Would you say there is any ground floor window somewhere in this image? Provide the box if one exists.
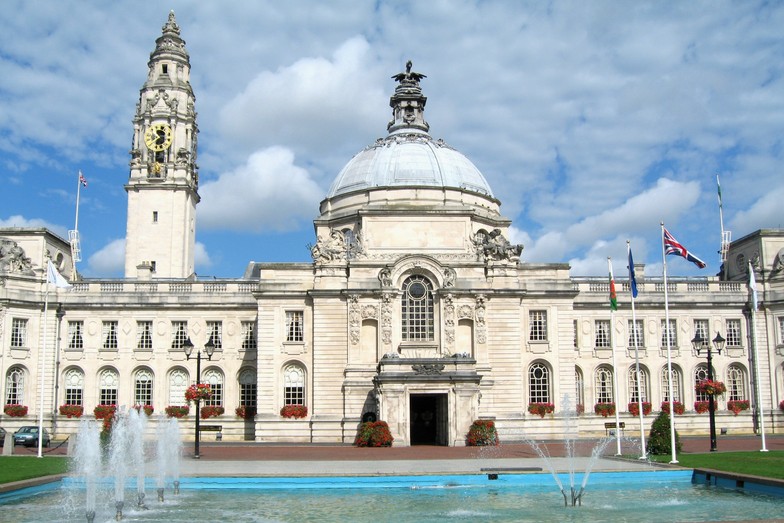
[283,364,305,405]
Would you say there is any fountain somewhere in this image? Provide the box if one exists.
[156,416,183,501]
[72,420,100,522]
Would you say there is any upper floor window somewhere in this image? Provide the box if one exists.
[11,318,27,348]
[401,275,434,342]
[67,321,84,350]
[529,311,548,342]
[102,321,118,350]
[172,321,188,349]
[241,321,257,350]
[137,321,153,350]
[285,311,304,343]
[778,317,784,344]
[693,319,709,343]
[594,320,611,348]
[725,319,742,347]
[661,319,677,348]
[206,321,223,349]
[628,319,644,348]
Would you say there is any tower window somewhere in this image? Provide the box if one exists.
[152,211,158,223]
[150,261,156,273]
[162,64,168,74]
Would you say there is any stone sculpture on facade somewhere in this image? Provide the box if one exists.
[0,239,34,274]
[471,228,523,262]
[309,229,346,263]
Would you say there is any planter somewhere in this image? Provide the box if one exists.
[354,421,394,447]
[594,402,616,417]
[165,405,189,418]
[200,406,224,419]
[235,406,257,419]
[694,401,718,414]
[727,400,750,416]
[133,405,154,416]
[59,404,84,418]
[4,404,28,417]
[576,404,585,415]
[660,401,685,415]
[627,402,652,416]
[185,383,212,403]
[695,379,726,397]
[280,404,308,419]
[527,402,555,418]
[466,419,499,446]
[93,405,116,420]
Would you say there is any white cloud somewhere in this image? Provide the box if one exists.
[87,238,125,276]
[0,215,67,239]
[730,185,784,233]
[194,242,212,269]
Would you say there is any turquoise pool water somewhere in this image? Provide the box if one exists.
[2,471,783,522]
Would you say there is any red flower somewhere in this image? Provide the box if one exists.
[466,419,499,446]
[165,405,189,418]
[354,421,394,447]
[627,402,652,416]
[727,400,750,416]
[660,401,685,415]
[527,402,555,418]
[185,384,212,403]
[93,404,116,420]
[4,404,28,417]
[200,406,225,419]
[59,404,84,418]
[594,403,616,417]
[280,404,308,418]
[695,379,726,396]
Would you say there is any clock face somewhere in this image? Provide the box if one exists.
[144,123,173,152]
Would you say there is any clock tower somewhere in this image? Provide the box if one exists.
[125,11,199,279]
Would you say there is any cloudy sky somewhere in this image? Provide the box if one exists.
[1,1,782,279]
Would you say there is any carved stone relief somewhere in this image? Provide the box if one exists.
[443,267,456,287]
[475,295,487,344]
[443,294,455,351]
[471,228,523,262]
[0,239,34,274]
[381,293,394,347]
[378,268,393,288]
[349,295,360,345]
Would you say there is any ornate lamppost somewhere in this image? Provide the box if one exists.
[692,332,725,452]
[183,337,214,459]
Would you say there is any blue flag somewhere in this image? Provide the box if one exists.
[627,246,638,298]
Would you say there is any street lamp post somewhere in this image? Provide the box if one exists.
[692,332,725,452]
[183,337,214,459]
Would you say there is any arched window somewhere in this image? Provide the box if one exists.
[5,366,25,405]
[401,275,434,341]
[574,366,584,411]
[202,368,224,407]
[98,368,119,405]
[528,362,551,404]
[283,364,305,406]
[727,365,746,401]
[627,366,649,403]
[594,366,614,404]
[64,368,84,406]
[238,368,257,408]
[134,368,154,406]
[694,364,710,402]
[660,366,682,403]
[168,368,189,405]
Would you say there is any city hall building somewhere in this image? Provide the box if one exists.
[2,14,783,446]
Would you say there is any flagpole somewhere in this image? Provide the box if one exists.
[717,175,731,280]
[69,171,84,277]
[748,262,767,452]
[37,282,50,458]
[628,241,646,459]
[661,223,678,464]
[608,257,622,456]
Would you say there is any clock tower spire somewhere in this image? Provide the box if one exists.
[125,11,199,279]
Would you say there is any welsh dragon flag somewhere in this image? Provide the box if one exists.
[608,258,618,311]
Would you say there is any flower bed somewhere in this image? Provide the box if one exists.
[727,400,750,415]
[466,419,499,446]
[93,404,116,420]
[280,404,308,418]
[354,421,394,447]
[660,401,685,415]
[200,406,224,419]
[59,404,84,418]
[594,402,615,417]
[4,404,28,417]
[527,402,555,418]
[133,404,154,416]
[627,402,652,416]
[165,405,189,418]
[185,383,212,403]
[695,379,726,397]
[235,405,257,419]
[694,401,718,414]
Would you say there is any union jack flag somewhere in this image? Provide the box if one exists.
[79,171,87,187]
[663,227,706,269]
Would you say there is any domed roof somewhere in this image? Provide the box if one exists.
[326,62,494,199]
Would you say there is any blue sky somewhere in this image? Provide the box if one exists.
[1,1,782,279]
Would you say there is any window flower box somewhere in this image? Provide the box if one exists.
[133,404,154,416]
[695,379,726,397]
[280,404,308,418]
[185,383,212,403]
[627,402,652,416]
[694,401,718,414]
[4,404,28,417]
[466,419,499,446]
[780,399,784,412]
[165,405,189,418]
[527,402,555,418]
[235,406,257,419]
[660,401,685,415]
[93,404,116,420]
[727,400,750,416]
[200,406,224,419]
[576,403,585,415]
[594,402,615,417]
[354,420,394,447]
[59,404,84,418]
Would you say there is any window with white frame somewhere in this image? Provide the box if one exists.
[660,366,682,403]
[64,368,84,405]
[67,321,84,349]
[136,321,153,350]
[529,311,548,342]
[574,367,584,409]
[725,319,742,347]
[528,362,550,403]
[168,369,188,405]
[595,320,611,348]
[99,368,119,405]
[202,368,223,407]
[283,364,305,405]
[594,366,614,403]
[134,368,153,406]
[5,366,25,405]
[779,317,784,344]
[573,320,578,349]
[241,321,257,350]
[206,321,222,349]
[694,365,710,402]
[693,319,709,343]
[727,364,746,401]
[171,321,188,349]
[628,366,648,403]
[239,368,257,407]
[102,321,118,350]
[401,275,435,342]
[11,318,27,348]
[285,311,304,343]
[628,319,644,348]
[661,319,677,348]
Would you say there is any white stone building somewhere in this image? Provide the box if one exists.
[2,14,783,446]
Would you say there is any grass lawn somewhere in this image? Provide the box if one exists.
[651,451,784,480]
[0,456,70,485]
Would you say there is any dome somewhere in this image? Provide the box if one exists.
[326,62,494,199]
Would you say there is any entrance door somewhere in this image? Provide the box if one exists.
[410,394,448,445]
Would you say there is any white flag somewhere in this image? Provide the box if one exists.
[748,262,758,311]
[47,260,72,289]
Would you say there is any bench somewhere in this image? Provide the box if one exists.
[199,425,222,441]
[604,421,625,436]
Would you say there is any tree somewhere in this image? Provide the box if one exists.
[646,411,681,455]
